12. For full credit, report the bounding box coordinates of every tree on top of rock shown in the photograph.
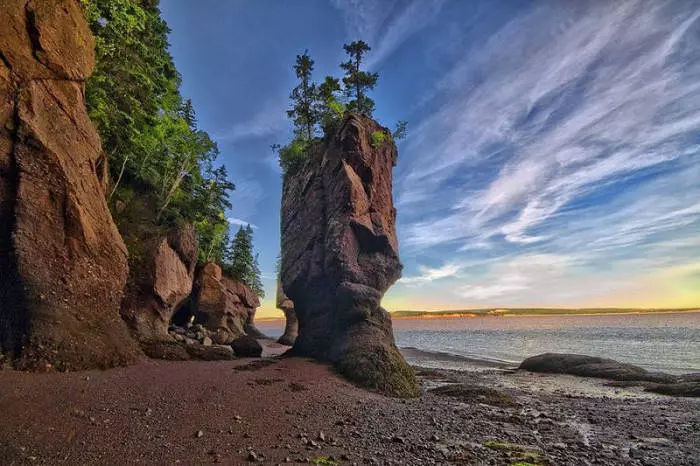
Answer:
[341,40,378,116]
[287,50,318,142]
[316,75,345,134]
[223,225,265,298]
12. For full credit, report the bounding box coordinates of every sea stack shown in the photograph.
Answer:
[0,0,140,370]
[280,113,418,397]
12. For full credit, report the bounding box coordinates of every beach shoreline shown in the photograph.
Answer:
[1,340,698,465]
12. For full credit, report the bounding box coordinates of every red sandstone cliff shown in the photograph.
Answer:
[0,0,140,370]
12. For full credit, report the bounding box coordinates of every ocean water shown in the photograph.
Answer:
[256,312,700,375]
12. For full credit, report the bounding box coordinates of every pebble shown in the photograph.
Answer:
[195,430,204,438]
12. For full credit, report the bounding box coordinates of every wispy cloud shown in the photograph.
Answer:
[331,0,446,69]
[214,100,288,143]
[228,217,256,229]
[399,263,461,285]
[392,0,700,307]
[400,0,700,248]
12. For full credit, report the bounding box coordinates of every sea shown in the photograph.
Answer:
[256,312,700,375]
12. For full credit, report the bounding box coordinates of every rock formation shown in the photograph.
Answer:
[191,262,261,343]
[120,223,197,341]
[231,335,263,358]
[280,113,418,397]
[0,0,140,370]
[276,279,297,346]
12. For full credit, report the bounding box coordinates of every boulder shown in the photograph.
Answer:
[519,353,678,383]
[646,382,700,398]
[276,279,297,346]
[231,336,263,358]
[191,263,261,339]
[0,0,140,370]
[120,224,197,341]
[280,114,417,397]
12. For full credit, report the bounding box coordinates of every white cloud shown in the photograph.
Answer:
[399,0,700,257]
[227,217,256,229]
[399,263,461,285]
[214,100,288,143]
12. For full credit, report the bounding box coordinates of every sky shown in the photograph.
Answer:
[160,0,700,317]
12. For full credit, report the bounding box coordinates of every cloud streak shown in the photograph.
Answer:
[393,0,700,305]
[331,0,446,69]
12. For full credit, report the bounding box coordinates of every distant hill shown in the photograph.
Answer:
[390,308,700,318]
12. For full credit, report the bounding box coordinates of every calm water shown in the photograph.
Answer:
[257,312,700,374]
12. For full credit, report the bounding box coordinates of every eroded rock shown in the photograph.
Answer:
[120,224,196,341]
[0,0,140,370]
[519,353,678,383]
[276,279,297,346]
[280,114,417,397]
[192,262,261,340]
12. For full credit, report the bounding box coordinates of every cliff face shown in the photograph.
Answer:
[280,114,418,397]
[0,0,140,369]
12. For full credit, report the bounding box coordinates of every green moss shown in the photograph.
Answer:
[311,457,340,465]
[484,441,546,465]
[370,130,387,148]
[335,344,419,398]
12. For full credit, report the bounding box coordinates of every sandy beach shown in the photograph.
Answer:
[1,340,698,465]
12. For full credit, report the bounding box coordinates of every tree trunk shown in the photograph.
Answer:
[109,154,129,200]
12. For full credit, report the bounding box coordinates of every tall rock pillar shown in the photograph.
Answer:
[280,114,418,397]
[0,0,140,370]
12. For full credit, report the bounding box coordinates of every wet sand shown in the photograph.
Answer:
[1,340,698,465]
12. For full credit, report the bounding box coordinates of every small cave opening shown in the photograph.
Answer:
[170,296,202,328]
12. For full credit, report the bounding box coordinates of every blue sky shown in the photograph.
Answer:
[161,0,700,315]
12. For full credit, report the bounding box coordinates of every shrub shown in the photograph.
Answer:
[370,130,386,148]
[278,138,309,174]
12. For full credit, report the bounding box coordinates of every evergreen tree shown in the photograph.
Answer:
[82,0,234,263]
[287,50,318,142]
[341,41,378,116]
[316,76,345,134]
[224,226,265,298]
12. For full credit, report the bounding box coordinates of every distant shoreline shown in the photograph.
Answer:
[389,308,700,319]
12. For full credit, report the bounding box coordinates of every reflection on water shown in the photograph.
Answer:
[256,312,700,374]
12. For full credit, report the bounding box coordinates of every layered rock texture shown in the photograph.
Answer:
[120,224,197,341]
[275,280,297,346]
[191,262,262,344]
[280,114,417,397]
[0,0,140,369]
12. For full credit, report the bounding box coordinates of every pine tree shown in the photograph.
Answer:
[224,225,265,298]
[287,50,318,142]
[316,76,345,134]
[341,41,378,116]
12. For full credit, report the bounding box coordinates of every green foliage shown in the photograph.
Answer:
[82,0,234,264]
[341,40,378,116]
[223,226,265,298]
[370,130,386,148]
[278,42,404,174]
[274,138,309,175]
[392,120,408,140]
[316,76,345,134]
[287,50,318,142]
